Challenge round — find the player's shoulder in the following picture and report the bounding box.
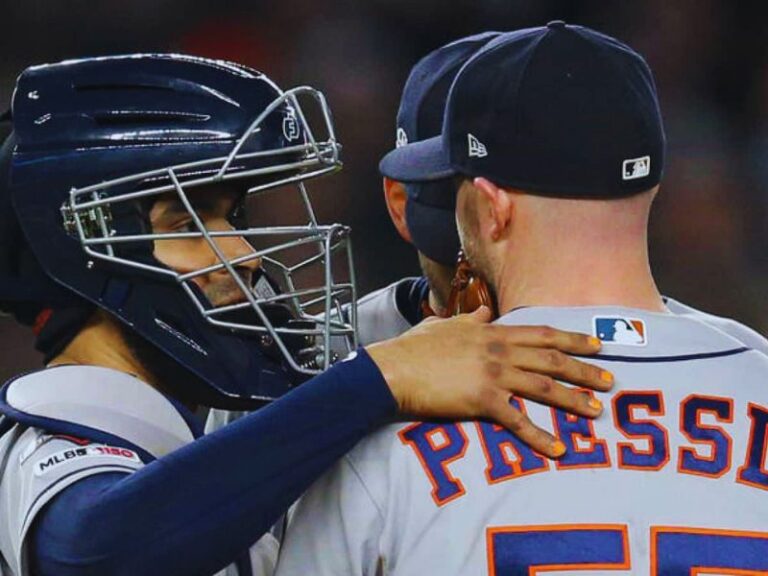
[340,420,411,497]
[357,276,424,312]
[0,366,201,572]
[0,365,201,459]
[356,277,427,345]
[499,303,764,356]
[664,296,768,356]
[343,418,439,474]
[0,364,201,576]
[341,418,466,517]
[345,421,407,461]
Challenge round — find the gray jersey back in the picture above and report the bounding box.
[354,286,768,353]
[665,296,768,354]
[276,305,768,576]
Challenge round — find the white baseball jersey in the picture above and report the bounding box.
[350,283,768,354]
[274,305,768,576]
[0,365,275,576]
[354,281,768,355]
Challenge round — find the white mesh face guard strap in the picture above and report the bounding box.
[60,86,358,376]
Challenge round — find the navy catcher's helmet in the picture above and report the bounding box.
[0,54,356,408]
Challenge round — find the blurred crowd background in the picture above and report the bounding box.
[1,0,767,379]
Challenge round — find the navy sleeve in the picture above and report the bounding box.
[29,349,396,576]
[395,276,431,325]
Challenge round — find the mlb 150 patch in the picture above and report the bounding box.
[593,316,647,346]
[34,445,141,476]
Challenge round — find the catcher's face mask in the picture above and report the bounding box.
[60,87,357,378]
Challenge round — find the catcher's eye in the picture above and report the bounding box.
[176,220,197,234]
[227,202,247,228]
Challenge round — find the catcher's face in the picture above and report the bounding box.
[149,187,262,308]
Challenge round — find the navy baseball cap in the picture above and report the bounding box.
[394,32,500,266]
[380,22,666,198]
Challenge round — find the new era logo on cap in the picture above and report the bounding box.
[593,316,647,346]
[622,156,651,181]
[468,133,487,158]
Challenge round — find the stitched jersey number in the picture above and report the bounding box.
[487,525,629,575]
[652,527,768,575]
[487,524,768,575]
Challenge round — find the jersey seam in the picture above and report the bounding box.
[343,455,386,520]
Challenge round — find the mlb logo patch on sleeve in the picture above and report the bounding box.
[593,317,647,346]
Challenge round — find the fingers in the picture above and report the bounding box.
[458,305,494,323]
[369,312,615,459]
[509,369,604,418]
[484,392,566,459]
[507,347,614,392]
[467,306,493,323]
[494,324,603,355]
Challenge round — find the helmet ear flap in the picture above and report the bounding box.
[0,134,55,323]
[0,133,21,282]
[0,133,86,327]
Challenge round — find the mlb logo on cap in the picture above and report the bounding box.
[593,317,647,346]
[622,156,651,181]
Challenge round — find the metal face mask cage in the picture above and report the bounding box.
[60,86,358,377]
